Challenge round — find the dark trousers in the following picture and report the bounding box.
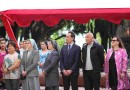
[62,74,78,90]
[83,70,100,90]
[46,86,59,90]
[111,87,117,90]
[5,79,19,90]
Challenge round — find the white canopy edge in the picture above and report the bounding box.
[0,0,130,11]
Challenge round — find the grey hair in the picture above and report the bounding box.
[50,40,60,56]
[86,32,94,38]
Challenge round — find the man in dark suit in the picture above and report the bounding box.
[82,32,104,90]
[60,31,81,90]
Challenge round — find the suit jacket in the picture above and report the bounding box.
[82,42,104,72]
[43,50,59,86]
[60,44,81,75]
[21,49,39,76]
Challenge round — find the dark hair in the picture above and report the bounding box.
[7,41,17,50]
[0,38,6,42]
[8,39,14,42]
[112,36,124,48]
[40,40,48,49]
[68,31,75,43]
[23,40,27,43]
[19,41,23,44]
[40,40,48,46]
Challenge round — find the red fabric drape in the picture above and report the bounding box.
[1,14,19,49]
[1,8,130,27]
[1,8,130,47]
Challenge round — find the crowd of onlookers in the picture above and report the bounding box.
[0,31,130,90]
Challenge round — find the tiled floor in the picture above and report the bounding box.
[0,87,106,90]
[40,87,106,90]
[41,87,106,90]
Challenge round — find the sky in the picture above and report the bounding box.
[0,0,130,11]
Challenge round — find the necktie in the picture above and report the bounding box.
[68,45,71,54]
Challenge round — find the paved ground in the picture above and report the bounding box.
[40,87,106,90]
[0,87,106,90]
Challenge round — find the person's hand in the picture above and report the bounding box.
[38,62,44,67]
[62,70,68,76]
[22,71,27,76]
[1,68,9,74]
[38,62,40,65]
[42,70,46,76]
[105,73,108,80]
[3,69,9,74]
[120,72,125,79]
[39,63,44,67]
[66,70,72,76]
[0,68,4,72]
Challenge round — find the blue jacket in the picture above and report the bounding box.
[60,44,81,75]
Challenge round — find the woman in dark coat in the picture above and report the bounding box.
[42,40,60,90]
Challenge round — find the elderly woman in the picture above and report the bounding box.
[21,39,40,90]
[105,36,130,90]
[42,40,60,90]
[2,40,21,90]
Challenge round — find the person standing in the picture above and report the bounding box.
[60,31,81,90]
[19,41,24,57]
[38,40,50,73]
[2,41,21,90]
[19,41,23,49]
[42,40,60,90]
[82,32,104,90]
[22,40,28,51]
[104,36,130,90]
[19,40,27,58]
[0,38,7,89]
[0,38,7,78]
[21,39,40,90]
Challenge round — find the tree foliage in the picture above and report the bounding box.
[1,19,130,52]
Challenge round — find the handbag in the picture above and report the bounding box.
[20,74,26,80]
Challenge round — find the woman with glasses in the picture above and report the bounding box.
[104,36,130,90]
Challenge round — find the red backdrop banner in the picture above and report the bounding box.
[1,8,130,47]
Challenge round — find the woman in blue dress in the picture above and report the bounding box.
[38,40,50,73]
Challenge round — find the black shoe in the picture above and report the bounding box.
[0,86,6,89]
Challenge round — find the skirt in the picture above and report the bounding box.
[22,76,40,90]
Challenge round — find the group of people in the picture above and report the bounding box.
[0,31,130,90]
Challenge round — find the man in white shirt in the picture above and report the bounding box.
[19,40,27,58]
[82,32,104,90]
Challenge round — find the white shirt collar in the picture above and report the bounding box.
[88,41,94,47]
[68,42,74,47]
